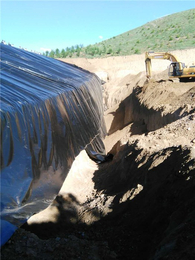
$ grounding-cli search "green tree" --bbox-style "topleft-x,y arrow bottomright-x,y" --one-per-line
95,47 -> 100,55
49,50 -> 55,58
76,50 -> 80,57
134,48 -> 140,54
102,44 -> 106,54
61,49 -> 66,58
107,48 -> 112,54
116,48 -> 121,54
55,48 -> 60,58
71,46 -> 75,53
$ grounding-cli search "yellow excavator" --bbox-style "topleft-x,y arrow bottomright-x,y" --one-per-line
145,51 -> 195,82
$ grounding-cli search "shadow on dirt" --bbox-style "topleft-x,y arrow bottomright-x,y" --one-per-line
91,143 -> 195,259
21,142 -> 195,259
22,193 -> 101,239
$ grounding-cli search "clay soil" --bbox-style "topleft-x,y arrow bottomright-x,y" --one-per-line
1,49 -> 195,260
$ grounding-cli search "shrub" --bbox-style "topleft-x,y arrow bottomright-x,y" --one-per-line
134,49 -> 140,54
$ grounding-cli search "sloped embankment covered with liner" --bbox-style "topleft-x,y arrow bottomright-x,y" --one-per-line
0,44 -> 108,246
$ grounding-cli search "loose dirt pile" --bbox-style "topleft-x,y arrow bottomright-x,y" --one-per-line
1,50 -> 195,260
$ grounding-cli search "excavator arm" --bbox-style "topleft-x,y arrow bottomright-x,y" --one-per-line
145,51 -> 179,78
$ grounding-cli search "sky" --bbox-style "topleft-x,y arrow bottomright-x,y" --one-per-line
1,0 -> 195,53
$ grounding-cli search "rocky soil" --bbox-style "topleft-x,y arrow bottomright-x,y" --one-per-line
1,50 -> 195,260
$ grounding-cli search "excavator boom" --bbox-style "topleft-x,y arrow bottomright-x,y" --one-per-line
145,52 -> 179,62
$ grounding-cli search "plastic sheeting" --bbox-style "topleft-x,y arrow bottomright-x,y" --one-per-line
0,43 -> 107,246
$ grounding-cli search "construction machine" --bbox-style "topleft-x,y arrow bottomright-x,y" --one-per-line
145,51 -> 195,82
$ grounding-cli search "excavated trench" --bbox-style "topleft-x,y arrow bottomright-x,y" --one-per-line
106,81 -> 195,135
97,81 -> 195,260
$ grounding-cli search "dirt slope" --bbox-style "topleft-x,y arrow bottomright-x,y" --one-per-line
1,50 -> 195,260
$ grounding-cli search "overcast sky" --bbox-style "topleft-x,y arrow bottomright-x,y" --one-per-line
1,0 -> 195,52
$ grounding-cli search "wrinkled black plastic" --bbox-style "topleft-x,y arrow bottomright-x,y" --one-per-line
0,44 -> 107,245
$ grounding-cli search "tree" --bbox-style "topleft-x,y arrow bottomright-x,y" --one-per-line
116,48 -> 121,54
49,50 -> 55,58
61,49 -> 66,58
71,46 -> 75,53
55,48 -> 60,58
107,48 -> 112,55
134,49 -> 140,54
102,44 -> 106,54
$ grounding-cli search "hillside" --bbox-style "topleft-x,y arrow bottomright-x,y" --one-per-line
46,8 -> 195,59
87,8 -> 195,57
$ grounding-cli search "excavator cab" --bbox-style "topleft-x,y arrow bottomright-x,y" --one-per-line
168,62 -> 184,77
